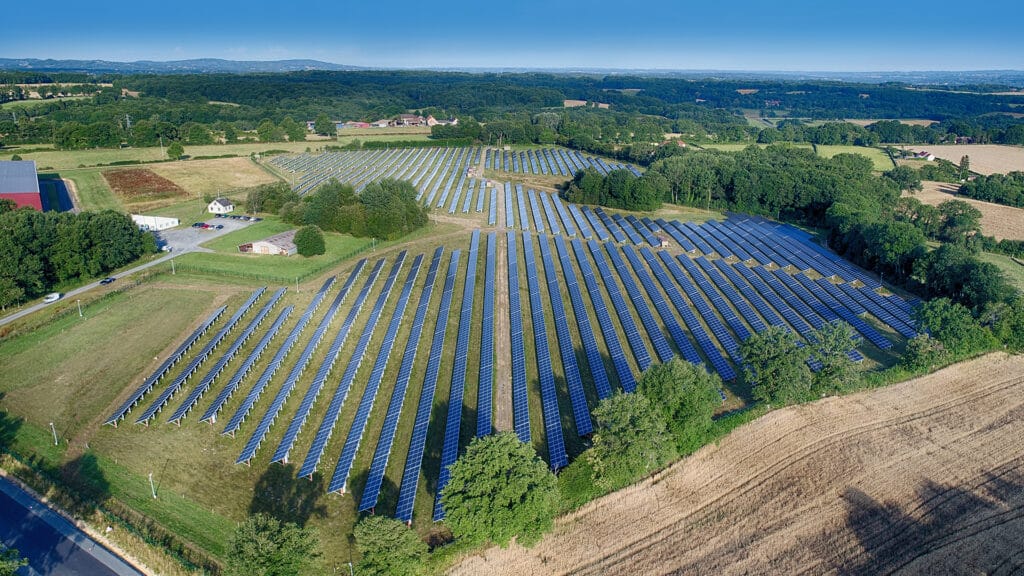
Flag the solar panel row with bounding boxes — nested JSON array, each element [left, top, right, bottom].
[[586, 240, 653, 374], [395, 250, 460, 523], [603, 244, 674, 363], [359, 247, 444, 513], [477, 232, 496, 437], [507, 230, 531, 442]]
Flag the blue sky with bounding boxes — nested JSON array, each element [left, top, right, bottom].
[[3, 0, 1022, 70]]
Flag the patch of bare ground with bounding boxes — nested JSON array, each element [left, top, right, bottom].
[[909, 181, 1024, 240], [450, 353, 1024, 575]]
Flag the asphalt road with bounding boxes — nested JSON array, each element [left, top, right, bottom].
[[0, 476, 144, 576], [0, 217, 251, 328]]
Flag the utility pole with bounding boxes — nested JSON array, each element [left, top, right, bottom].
[[77, 299, 82, 318], [49, 422, 58, 446], [149, 472, 157, 499]]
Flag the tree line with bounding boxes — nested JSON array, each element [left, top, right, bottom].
[[0, 205, 156, 308]]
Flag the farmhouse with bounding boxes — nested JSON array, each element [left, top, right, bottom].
[[372, 119, 391, 128], [0, 160, 42, 211], [238, 230, 297, 256], [207, 197, 234, 214], [397, 114, 426, 126]]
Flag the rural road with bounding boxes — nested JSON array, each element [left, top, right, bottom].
[[0, 217, 251, 328], [0, 476, 144, 576]]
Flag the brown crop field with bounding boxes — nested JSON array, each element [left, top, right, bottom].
[[844, 118, 937, 127], [451, 353, 1024, 575], [910, 144, 1024, 175], [102, 168, 189, 212], [148, 157, 278, 197], [909, 181, 1024, 240]]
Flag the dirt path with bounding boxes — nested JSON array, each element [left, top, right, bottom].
[[493, 189, 513, 433], [61, 177, 82, 214], [451, 353, 1024, 575]]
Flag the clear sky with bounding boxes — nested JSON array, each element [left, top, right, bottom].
[[3, 0, 1022, 71]]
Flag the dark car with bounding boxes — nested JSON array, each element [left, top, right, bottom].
[[192, 222, 203, 228], [100, 277, 116, 285], [216, 224, 224, 229]]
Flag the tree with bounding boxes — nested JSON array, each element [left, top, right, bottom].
[[225, 514, 320, 576], [959, 155, 971, 180], [740, 326, 813, 405], [0, 545, 27, 576], [441, 433, 559, 547], [808, 320, 861, 392], [166, 141, 184, 160], [353, 516, 427, 576], [280, 116, 306, 143], [990, 295, 1024, 351], [914, 298, 993, 355], [937, 199, 982, 242], [884, 165, 923, 193], [901, 334, 946, 370], [294, 225, 325, 257], [637, 359, 721, 453], [256, 119, 285, 143], [587, 392, 676, 491], [313, 113, 335, 137]]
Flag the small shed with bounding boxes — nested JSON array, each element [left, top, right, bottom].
[[239, 230, 297, 256], [208, 198, 234, 214]]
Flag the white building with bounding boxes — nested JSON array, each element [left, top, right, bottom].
[[238, 230, 297, 256], [207, 198, 234, 214], [130, 214, 180, 231]]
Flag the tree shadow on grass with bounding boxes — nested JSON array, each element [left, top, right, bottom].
[[837, 463, 1024, 575], [58, 453, 110, 515], [249, 463, 327, 528], [0, 404, 22, 453]]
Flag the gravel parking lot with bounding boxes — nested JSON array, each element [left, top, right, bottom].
[[155, 216, 253, 253]]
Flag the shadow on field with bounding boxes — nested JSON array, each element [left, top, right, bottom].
[[0, 406, 23, 452], [59, 453, 110, 514], [249, 463, 327, 527], [838, 463, 1024, 575]]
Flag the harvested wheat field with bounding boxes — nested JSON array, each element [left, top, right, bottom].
[[908, 181, 1024, 241], [911, 144, 1024, 175], [451, 353, 1024, 576], [148, 156, 278, 196]]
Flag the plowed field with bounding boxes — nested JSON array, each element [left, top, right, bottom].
[[451, 353, 1024, 575]]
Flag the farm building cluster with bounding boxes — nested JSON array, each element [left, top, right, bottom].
[[306, 115, 457, 132]]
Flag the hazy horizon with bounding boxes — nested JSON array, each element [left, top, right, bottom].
[[3, 0, 1022, 72]]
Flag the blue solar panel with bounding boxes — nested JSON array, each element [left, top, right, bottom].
[[539, 192, 560, 236], [516, 184, 530, 231], [586, 240, 652, 372], [551, 193, 577, 237], [595, 208, 627, 243], [659, 252, 742, 364], [568, 203, 592, 239], [793, 273, 891, 350], [395, 250, 460, 523], [537, 236, 592, 436], [105, 304, 227, 425], [522, 233, 569, 470], [504, 182, 514, 229], [553, 236, 612, 401], [271, 260, 382, 464], [222, 278, 336, 436], [528, 189, 545, 233], [676, 255, 752, 343], [604, 244, 674, 363], [169, 288, 286, 424], [328, 253, 425, 493], [487, 187, 497, 226], [297, 252, 408, 478], [433, 231, 481, 521], [359, 247, 444, 513], [581, 206, 610, 241], [694, 257, 766, 334], [506, 230, 530, 443], [478, 232, 496, 437], [571, 238, 636, 393]]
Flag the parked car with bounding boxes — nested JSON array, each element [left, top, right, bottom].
[[100, 277, 116, 285], [43, 292, 62, 303], [192, 222, 203, 228], [215, 224, 224, 230]]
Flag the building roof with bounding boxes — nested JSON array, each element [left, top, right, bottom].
[[210, 197, 233, 208], [0, 160, 40, 195], [257, 230, 297, 252]]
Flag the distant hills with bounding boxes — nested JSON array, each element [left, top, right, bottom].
[[0, 58, 363, 74], [1, 58, 1023, 86]]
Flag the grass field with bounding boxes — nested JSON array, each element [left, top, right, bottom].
[[700, 142, 813, 152], [175, 234, 373, 282], [813, 145, 895, 171], [148, 157, 278, 197], [63, 168, 123, 211], [979, 251, 1024, 292], [0, 96, 89, 110]]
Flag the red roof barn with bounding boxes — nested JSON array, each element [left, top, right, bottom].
[[0, 160, 42, 211]]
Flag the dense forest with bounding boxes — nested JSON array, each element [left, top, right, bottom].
[[3, 70, 1024, 152]]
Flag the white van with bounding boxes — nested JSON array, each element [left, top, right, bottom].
[[43, 292, 62, 303]]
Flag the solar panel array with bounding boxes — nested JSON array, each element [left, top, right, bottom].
[[271, 260, 381, 464], [433, 231, 481, 521], [222, 278, 336, 436], [395, 250, 460, 523], [359, 247, 444, 513], [236, 271, 363, 464], [521, 233, 568, 470], [298, 252, 408, 478], [587, 239, 653, 373], [604, 244, 674, 363], [507, 230, 531, 443], [137, 288, 268, 424], [105, 304, 228, 426], [168, 287, 286, 424], [329, 253, 424, 493], [554, 235, 612, 399], [489, 147, 639, 177]]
